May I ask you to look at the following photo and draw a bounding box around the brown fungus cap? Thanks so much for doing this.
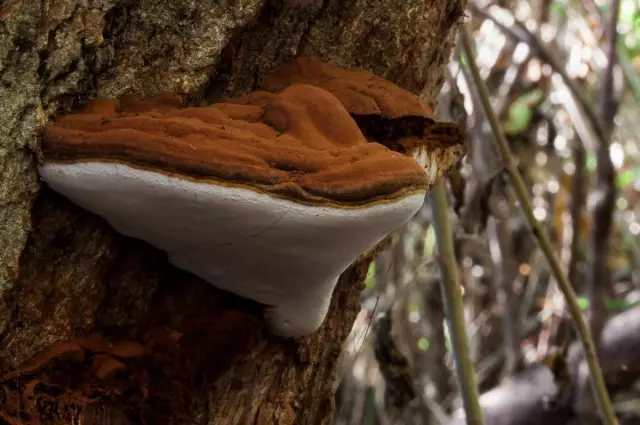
[42,84,432,207]
[260,57,433,120]
[256,58,459,152]
[246,57,465,180]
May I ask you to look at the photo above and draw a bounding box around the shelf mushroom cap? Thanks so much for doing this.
[256,57,466,184]
[261,57,434,120]
[38,63,466,337]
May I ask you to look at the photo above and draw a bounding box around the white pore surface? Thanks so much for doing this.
[39,162,425,337]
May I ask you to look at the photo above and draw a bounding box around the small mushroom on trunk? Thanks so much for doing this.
[37,58,466,337]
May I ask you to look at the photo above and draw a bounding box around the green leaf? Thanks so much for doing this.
[504,90,545,135]
[571,296,639,312]
[577,296,590,310]
[424,227,436,255]
[604,298,640,312]
[504,102,533,135]
[616,168,640,189]
[408,301,420,313]
[586,154,598,173]
[362,388,378,425]
[550,2,567,18]
[444,322,452,352]
[417,337,430,351]
[365,261,376,289]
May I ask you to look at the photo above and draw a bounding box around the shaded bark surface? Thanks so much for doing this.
[0,1,464,424]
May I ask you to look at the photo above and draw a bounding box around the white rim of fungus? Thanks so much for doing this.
[39,161,426,337]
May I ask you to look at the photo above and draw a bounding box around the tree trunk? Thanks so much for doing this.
[0,1,464,424]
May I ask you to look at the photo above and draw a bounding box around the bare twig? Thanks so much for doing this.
[569,142,587,288]
[537,136,587,359]
[487,215,523,375]
[424,274,453,407]
[598,0,622,129]
[432,181,485,425]
[459,25,617,425]
[587,0,620,356]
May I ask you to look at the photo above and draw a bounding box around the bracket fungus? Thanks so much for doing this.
[37,58,467,337]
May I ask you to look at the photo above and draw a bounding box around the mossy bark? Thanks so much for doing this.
[0,1,464,424]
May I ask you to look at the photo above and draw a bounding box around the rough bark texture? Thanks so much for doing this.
[0,1,464,424]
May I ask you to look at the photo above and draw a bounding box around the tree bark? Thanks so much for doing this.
[0,1,464,424]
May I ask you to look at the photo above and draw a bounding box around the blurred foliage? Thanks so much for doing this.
[618,0,640,57]
[334,1,640,424]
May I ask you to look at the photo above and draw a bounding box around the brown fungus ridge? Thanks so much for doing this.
[41,84,432,207]
[261,57,433,120]
[259,57,440,143]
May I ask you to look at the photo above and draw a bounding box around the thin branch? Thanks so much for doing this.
[459,25,617,425]
[538,138,587,359]
[586,0,620,374]
[432,181,485,425]
[598,0,622,128]
[568,141,587,288]
[487,215,523,375]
